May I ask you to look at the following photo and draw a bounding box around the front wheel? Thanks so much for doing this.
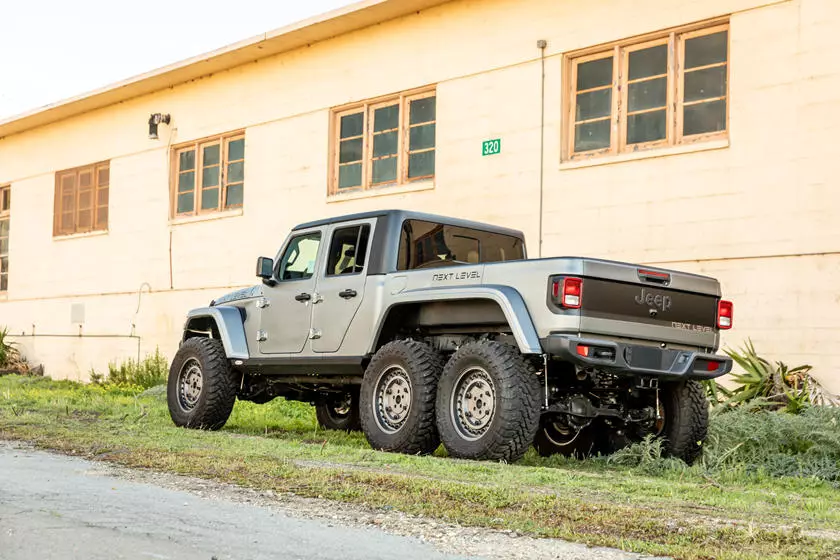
[316,389,361,432]
[167,337,237,430]
[436,341,541,463]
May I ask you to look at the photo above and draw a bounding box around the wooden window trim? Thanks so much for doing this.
[52,161,110,237]
[329,86,436,196]
[564,19,729,162]
[170,130,245,218]
[0,185,9,292]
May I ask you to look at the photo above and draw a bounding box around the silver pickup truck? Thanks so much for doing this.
[167,210,733,464]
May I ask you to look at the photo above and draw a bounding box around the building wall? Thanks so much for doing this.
[1,0,839,392]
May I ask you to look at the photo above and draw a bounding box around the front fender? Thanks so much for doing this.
[183,307,249,360]
[372,285,542,355]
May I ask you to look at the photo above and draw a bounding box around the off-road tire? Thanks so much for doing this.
[359,340,444,455]
[316,389,361,432]
[436,341,541,463]
[167,337,237,431]
[533,417,600,459]
[658,380,709,464]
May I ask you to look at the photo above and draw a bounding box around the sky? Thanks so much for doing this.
[0,0,356,120]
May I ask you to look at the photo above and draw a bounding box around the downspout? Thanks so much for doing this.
[537,39,548,258]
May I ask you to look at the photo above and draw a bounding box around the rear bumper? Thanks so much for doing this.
[541,335,732,380]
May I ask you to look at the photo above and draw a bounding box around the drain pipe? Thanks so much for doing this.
[537,39,548,258]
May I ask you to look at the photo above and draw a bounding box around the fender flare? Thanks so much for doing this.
[370,285,542,355]
[182,307,249,360]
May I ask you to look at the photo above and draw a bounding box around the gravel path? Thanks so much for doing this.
[0,441,667,560]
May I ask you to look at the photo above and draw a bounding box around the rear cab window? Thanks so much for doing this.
[397,219,525,270]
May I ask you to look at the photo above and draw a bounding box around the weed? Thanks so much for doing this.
[90,348,168,390]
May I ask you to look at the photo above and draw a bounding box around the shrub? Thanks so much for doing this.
[90,348,168,390]
[703,339,839,413]
[0,327,29,374]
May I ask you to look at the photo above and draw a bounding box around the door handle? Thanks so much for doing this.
[295,293,312,303]
[339,289,358,299]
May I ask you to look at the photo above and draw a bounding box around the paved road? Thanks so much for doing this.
[0,445,478,560]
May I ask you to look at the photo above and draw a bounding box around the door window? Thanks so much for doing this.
[326,224,371,276]
[277,232,321,281]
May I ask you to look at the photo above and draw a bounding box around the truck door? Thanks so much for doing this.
[311,219,375,353]
[258,228,324,355]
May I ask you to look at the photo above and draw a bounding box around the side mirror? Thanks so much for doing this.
[256,257,275,285]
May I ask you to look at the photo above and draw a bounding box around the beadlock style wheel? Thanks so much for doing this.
[450,366,496,441]
[374,365,413,434]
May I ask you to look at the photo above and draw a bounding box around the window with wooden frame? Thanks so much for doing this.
[172,132,245,217]
[566,21,729,160]
[331,88,436,195]
[53,162,110,236]
[0,185,10,292]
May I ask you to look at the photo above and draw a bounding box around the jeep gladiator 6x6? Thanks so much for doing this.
[167,210,734,464]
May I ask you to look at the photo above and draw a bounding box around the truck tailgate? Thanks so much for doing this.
[578,259,721,349]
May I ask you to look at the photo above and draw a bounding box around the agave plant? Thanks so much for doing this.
[707,339,838,413]
[0,327,28,374]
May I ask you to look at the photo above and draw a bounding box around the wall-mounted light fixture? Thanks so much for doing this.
[148,113,171,140]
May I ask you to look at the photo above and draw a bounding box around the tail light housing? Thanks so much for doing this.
[552,277,583,309]
[717,300,733,330]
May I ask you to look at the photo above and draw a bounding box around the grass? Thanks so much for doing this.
[1,375,839,560]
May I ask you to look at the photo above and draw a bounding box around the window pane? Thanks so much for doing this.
[410,123,436,151]
[340,112,364,138]
[408,151,435,179]
[178,171,195,193]
[373,131,398,158]
[79,171,92,189]
[684,99,727,136]
[0,238,7,255]
[574,120,611,152]
[279,233,321,281]
[372,157,398,184]
[410,97,436,125]
[62,194,75,213]
[0,273,6,292]
[177,192,195,214]
[97,167,109,186]
[339,138,363,164]
[96,207,108,229]
[227,161,244,183]
[179,150,196,171]
[576,89,612,121]
[78,190,93,210]
[0,219,7,237]
[339,164,362,189]
[77,209,92,230]
[576,57,613,91]
[684,65,727,103]
[225,183,244,208]
[1,188,8,211]
[628,77,667,112]
[227,138,245,161]
[627,110,667,144]
[374,104,399,132]
[327,225,371,276]
[203,144,220,166]
[201,188,219,210]
[60,212,74,232]
[685,31,728,69]
[97,186,109,206]
[202,165,220,188]
[629,44,668,80]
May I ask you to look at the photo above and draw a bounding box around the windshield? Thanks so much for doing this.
[397,219,525,270]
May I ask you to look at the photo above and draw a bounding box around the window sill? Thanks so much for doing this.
[169,209,244,226]
[327,180,435,203]
[559,139,730,170]
[53,230,109,242]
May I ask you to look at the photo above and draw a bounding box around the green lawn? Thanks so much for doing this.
[1,375,838,560]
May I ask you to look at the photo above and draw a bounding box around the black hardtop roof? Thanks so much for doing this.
[292,209,525,239]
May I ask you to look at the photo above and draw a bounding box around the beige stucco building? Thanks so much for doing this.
[1,0,838,392]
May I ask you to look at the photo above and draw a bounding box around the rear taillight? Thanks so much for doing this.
[717,300,733,330]
[552,277,583,309]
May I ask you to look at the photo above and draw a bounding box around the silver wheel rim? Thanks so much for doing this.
[373,365,412,434]
[177,358,203,412]
[450,366,496,441]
